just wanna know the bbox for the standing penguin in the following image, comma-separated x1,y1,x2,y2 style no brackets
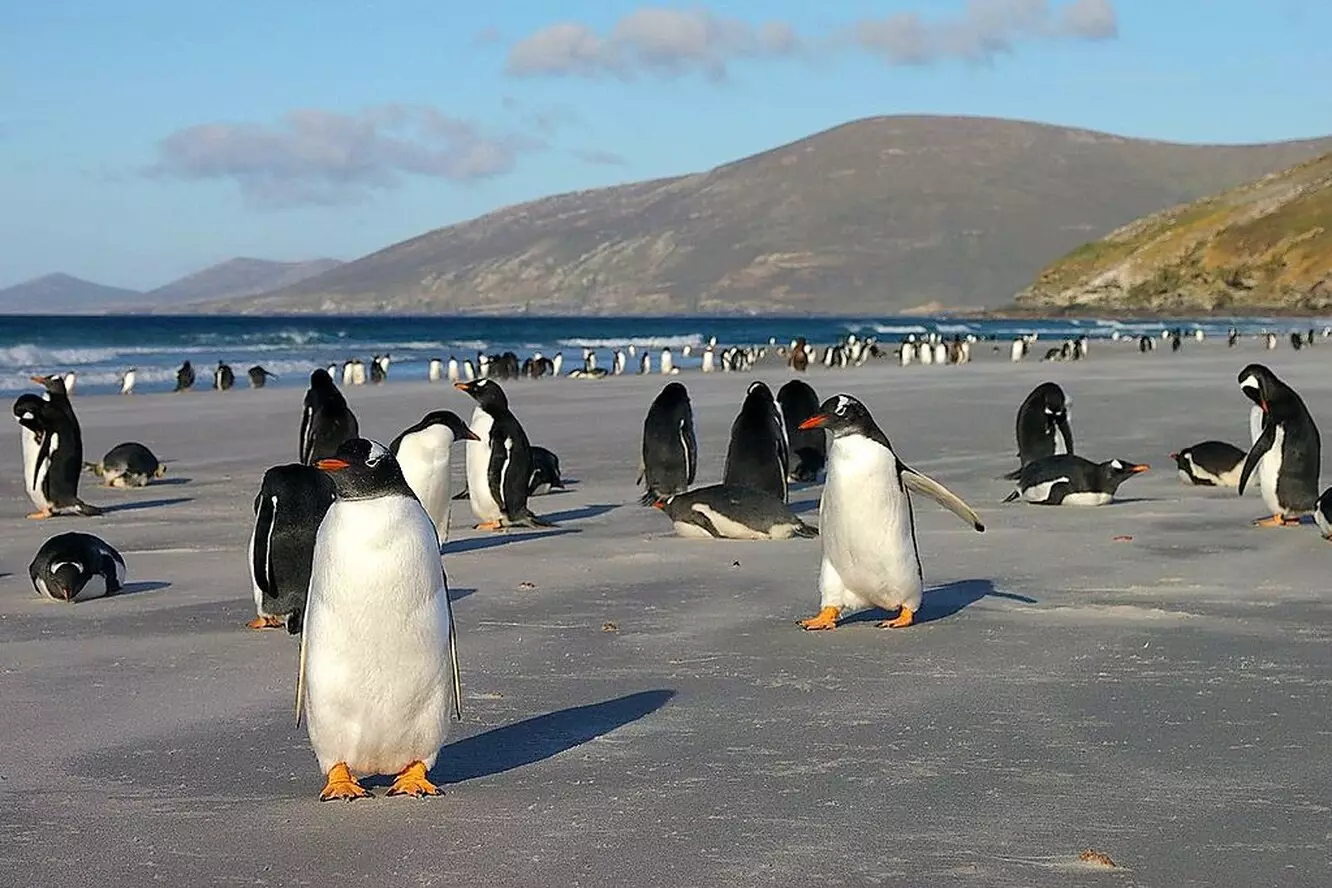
28,532,126,602
722,381,789,503
174,361,195,392
1237,364,1322,526
1011,382,1073,471
120,368,137,395
214,361,236,391
389,410,479,548
299,369,359,466
248,366,277,388
18,376,101,518
795,394,984,631
776,379,825,482
638,381,698,505
454,379,550,529
297,439,461,801
248,463,336,631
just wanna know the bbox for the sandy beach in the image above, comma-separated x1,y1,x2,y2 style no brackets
1,339,1329,887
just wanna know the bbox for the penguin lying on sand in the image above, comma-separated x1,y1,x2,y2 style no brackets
1170,441,1246,488
796,394,984,631
1003,455,1148,506
29,532,126,602
85,442,167,488
653,484,817,540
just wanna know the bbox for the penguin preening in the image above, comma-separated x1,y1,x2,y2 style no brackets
528,446,565,496
1237,364,1322,526
388,410,479,548
722,381,789,503
638,382,698,506
1003,455,1149,506
1171,441,1246,488
299,370,359,466
16,375,101,518
28,531,126,602
776,379,825,482
85,442,167,488
653,484,817,540
454,379,551,530
248,463,336,631
297,438,461,801
1010,382,1073,473
796,394,984,631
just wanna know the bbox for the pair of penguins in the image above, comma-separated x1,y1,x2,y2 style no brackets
640,380,985,630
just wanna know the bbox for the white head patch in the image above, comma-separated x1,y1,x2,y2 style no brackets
364,439,390,466
1239,375,1259,392
833,395,852,415
1109,459,1124,470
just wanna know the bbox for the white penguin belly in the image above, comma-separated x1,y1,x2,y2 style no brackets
397,428,455,543
819,437,922,614
691,503,770,540
465,408,502,523
304,497,453,777
1259,425,1285,514
1060,491,1113,507
19,428,47,509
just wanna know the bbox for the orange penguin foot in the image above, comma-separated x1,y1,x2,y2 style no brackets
474,520,502,531
246,614,286,630
1253,514,1301,527
387,761,441,798
876,606,915,629
799,606,841,631
25,509,53,520
319,763,370,801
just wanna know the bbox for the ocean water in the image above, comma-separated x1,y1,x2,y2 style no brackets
1,313,1327,397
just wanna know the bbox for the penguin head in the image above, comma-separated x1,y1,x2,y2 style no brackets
407,410,480,443
45,563,86,602
30,375,67,397
309,368,337,391
454,378,509,410
12,393,45,430
315,438,410,499
1237,364,1276,409
1169,449,1190,471
798,394,875,438
1100,458,1150,490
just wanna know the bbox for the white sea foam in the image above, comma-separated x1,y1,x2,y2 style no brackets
556,334,704,349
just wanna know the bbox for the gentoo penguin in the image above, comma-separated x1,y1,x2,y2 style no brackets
722,381,789,503
1170,441,1247,488
28,531,126,602
341,360,355,387
248,365,277,388
214,361,235,391
247,463,336,631
702,346,716,373
350,359,367,386
85,442,167,487
653,484,817,540
1010,382,1073,471
19,375,100,518
454,379,550,530
428,358,443,382
638,381,697,506
388,410,479,547
776,379,825,482
528,446,565,496
299,369,359,465
298,438,460,801
1003,455,1149,506
1009,338,1026,362
1237,364,1322,526
660,348,675,375
462,359,476,381
446,357,460,382
370,355,386,384
796,394,984,631
551,352,564,377
174,360,195,392
639,352,651,374
120,368,136,395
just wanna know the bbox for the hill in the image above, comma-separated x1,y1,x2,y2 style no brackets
201,116,1332,316
1012,152,1332,315
148,257,343,304
0,273,144,314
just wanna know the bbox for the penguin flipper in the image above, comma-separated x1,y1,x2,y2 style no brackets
1002,489,1021,504
453,484,470,500
295,618,310,727
1238,422,1275,496
900,466,985,532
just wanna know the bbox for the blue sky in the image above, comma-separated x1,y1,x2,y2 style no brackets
1,0,1328,290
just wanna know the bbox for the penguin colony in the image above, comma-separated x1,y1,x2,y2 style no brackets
9,324,1332,803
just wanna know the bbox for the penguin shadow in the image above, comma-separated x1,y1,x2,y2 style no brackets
540,503,619,523
428,689,676,787
444,528,580,555
111,580,173,598
448,586,476,602
99,496,193,515
840,579,1035,626
147,477,192,486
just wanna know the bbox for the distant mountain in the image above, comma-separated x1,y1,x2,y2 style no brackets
1012,152,1332,315
149,257,343,304
0,273,144,314
200,115,1332,316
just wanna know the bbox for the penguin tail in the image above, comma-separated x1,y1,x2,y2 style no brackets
71,500,103,516
1002,490,1021,504
793,522,819,538
452,487,470,501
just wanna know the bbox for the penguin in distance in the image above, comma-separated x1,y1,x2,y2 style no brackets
29,532,126,602
796,394,984,631
388,410,479,548
174,360,195,392
653,484,817,540
638,382,698,506
776,379,825,482
299,369,359,466
1003,455,1149,506
722,381,789,503
248,366,277,388
1170,441,1247,488
454,379,550,530
248,463,336,631
296,439,461,801
1237,364,1322,526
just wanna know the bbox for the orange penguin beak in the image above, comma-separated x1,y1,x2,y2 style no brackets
1129,464,1150,473
798,414,829,430
30,375,48,385
315,457,349,472
461,428,481,441
651,499,667,510
453,382,471,392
